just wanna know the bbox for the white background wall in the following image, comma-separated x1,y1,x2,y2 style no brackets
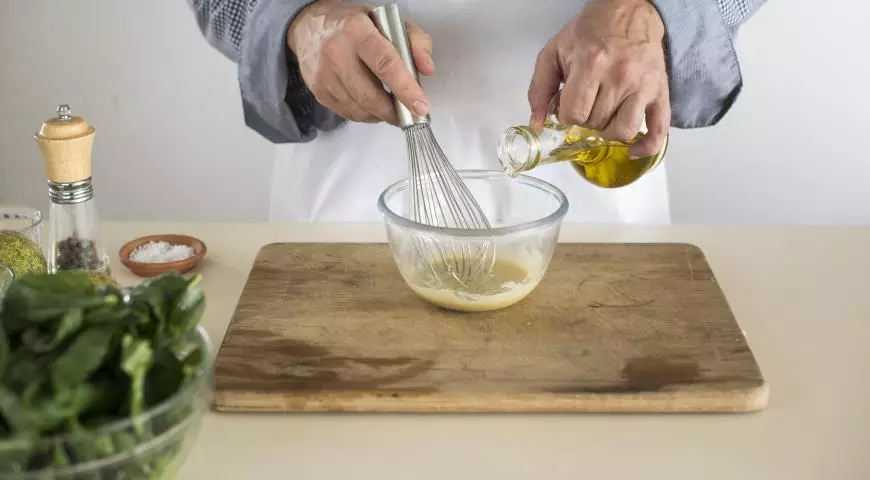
1,0,868,224
0,0,274,221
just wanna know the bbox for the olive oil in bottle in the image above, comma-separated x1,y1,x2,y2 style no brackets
497,120,668,189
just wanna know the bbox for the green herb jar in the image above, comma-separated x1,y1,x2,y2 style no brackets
0,206,47,278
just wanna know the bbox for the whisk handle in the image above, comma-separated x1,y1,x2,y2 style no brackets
368,3,430,128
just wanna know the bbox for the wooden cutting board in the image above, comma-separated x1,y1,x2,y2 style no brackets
212,242,768,413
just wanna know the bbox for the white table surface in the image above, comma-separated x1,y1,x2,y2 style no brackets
103,222,870,480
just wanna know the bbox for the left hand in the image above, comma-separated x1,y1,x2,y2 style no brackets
528,0,669,159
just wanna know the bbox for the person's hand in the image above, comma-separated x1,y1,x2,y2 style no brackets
528,0,669,158
287,0,435,126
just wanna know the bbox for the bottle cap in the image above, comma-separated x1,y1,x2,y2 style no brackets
34,104,96,183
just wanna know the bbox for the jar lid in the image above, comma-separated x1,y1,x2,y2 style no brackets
35,104,94,141
34,104,96,184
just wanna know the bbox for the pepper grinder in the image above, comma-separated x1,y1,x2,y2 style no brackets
34,104,111,275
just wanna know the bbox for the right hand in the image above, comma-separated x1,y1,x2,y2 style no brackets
287,0,435,125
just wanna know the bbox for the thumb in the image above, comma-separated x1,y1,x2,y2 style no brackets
527,46,561,127
405,20,435,76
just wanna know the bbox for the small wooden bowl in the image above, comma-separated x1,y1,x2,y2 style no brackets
119,234,207,277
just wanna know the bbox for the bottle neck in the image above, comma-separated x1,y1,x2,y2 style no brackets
497,126,542,176
48,178,94,205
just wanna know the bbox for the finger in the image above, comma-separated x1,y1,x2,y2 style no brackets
628,95,671,159
341,65,399,124
353,27,429,117
358,72,400,125
327,34,398,124
557,69,599,127
330,88,380,123
527,46,562,127
406,20,435,76
319,69,380,123
585,84,622,131
600,92,645,142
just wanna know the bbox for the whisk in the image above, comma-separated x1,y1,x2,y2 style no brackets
369,4,495,285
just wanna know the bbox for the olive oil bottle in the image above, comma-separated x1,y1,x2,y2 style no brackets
497,119,668,189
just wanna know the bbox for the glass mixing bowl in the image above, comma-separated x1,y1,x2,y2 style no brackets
0,325,213,479
377,169,569,312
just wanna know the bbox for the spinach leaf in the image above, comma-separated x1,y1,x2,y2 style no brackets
19,307,83,354
20,327,56,353
52,325,117,391
79,375,126,422
51,437,71,468
0,317,8,379
17,271,96,294
120,334,153,436
167,288,205,344
181,343,204,381
0,272,112,333
145,349,184,409
65,416,113,465
53,308,84,345
85,302,128,326
0,383,98,434
129,273,191,349
0,434,35,474
2,349,50,393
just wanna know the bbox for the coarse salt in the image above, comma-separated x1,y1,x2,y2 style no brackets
129,240,195,263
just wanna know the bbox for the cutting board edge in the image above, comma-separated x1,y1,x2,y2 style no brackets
210,380,769,414
255,240,708,251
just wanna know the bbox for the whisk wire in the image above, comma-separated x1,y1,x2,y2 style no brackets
403,124,496,286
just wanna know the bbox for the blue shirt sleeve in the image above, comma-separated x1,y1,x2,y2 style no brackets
186,0,346,143
647,0,768,129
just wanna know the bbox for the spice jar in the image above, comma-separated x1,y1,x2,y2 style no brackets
0,207,48,278
34,104,111,275
497,93,669,189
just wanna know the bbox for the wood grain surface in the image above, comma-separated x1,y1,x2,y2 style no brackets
212,242,768,413
35,111,95,183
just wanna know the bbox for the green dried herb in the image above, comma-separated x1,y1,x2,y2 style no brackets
0,270,207,477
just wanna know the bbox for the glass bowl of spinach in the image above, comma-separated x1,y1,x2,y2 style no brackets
0,270,213,479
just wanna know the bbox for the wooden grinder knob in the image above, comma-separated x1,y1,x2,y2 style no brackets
34,104,96,184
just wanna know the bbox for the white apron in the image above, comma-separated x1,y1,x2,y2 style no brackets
270,0,671,224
